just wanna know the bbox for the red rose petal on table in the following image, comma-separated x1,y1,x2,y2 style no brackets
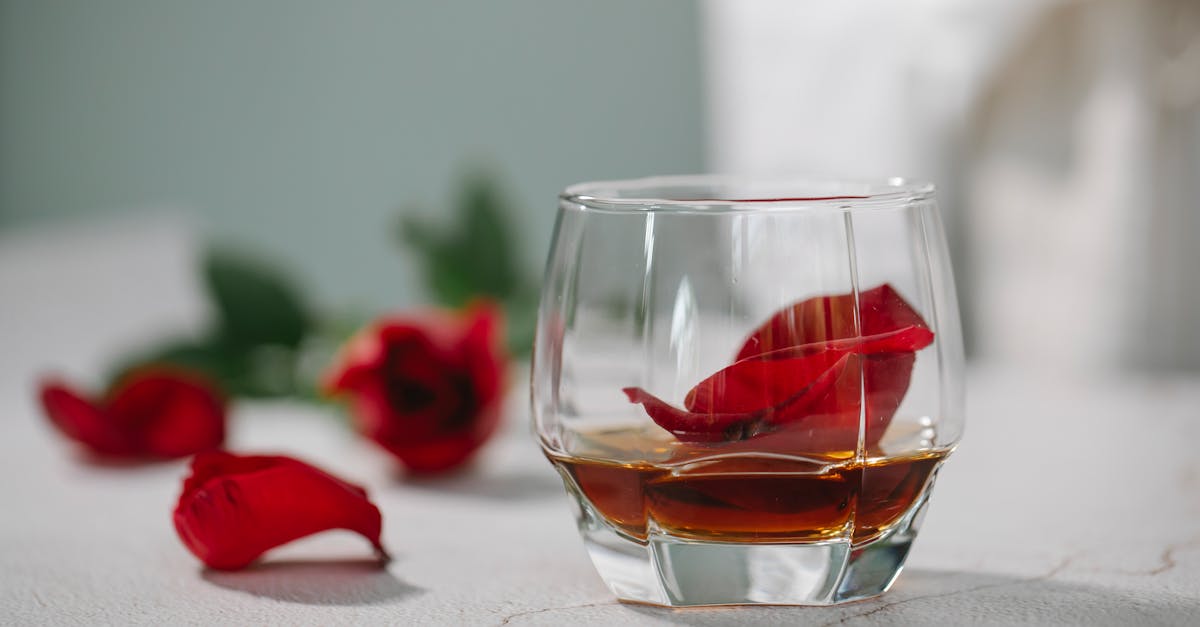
324,302,507,474
38,369,225,459
105,372,227,458
40,381,140,456
173,451,388,571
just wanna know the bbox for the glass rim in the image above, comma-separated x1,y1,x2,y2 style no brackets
561,174,935,213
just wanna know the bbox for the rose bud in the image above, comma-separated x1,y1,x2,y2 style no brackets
173,451,388,570
324,303,506,474
38,368,226,459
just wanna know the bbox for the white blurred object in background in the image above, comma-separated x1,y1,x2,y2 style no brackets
704,0,1200,371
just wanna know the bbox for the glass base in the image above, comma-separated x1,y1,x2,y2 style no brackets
562,469,937,607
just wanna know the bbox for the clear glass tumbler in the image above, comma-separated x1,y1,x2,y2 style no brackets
531,176,964,607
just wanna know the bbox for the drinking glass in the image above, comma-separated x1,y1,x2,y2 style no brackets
531,175,964,607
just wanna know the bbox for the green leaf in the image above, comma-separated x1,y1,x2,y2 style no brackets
204,248,310,349
398,169,541,357
502,286,539,357
107,340,231,388
106,338,302,399
101,247,318,401
400,172,522,304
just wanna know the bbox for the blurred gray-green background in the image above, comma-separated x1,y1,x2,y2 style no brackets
0,0,704,309
4,1,1198,370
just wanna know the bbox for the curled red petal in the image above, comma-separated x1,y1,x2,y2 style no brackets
860,352,919,445
173,451,388,570
39,379,139,456
725,354,864,455
684,348,849,415
622,387,763,442
625,351,857,445
858,283,930,336
625,284,935,447
756,352,857,428
831,325,933,356
727,326,932,366
736,283,930,360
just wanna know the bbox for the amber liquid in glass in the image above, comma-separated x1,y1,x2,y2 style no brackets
550,427,946,545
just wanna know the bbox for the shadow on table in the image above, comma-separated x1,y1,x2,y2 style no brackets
401,467,564,502
202,559,425,606
620,569,1199,626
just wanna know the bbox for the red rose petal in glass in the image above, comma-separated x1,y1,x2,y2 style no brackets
628,350,854,444
755,352,857,426
861,352,919,443
771,352,905,452
683,348,849,415
730,354,864,454
461,303,505,405
173,451,388,571
624,284,935,446
691,351,916,454
749,326,934,362
622,387,762,442
736,283,929,360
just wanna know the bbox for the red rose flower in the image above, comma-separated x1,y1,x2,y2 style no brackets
173,451,388,570
38,368,226,459
624,284,934,453
324,303,506,474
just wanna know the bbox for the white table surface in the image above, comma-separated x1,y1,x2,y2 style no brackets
2,219,1198,625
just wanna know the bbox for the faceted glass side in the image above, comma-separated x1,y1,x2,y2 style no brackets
532,176,964,606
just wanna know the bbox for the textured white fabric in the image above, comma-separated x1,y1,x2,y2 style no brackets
1,212,1197,624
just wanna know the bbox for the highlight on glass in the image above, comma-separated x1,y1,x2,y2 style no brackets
531,175,965,607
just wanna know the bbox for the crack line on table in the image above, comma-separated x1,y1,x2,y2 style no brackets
1147,536,1200,576
1090,535,1200,577
818,554,1075,627
497,600,616,625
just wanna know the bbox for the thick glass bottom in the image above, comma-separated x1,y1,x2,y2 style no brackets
559,465,939,607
